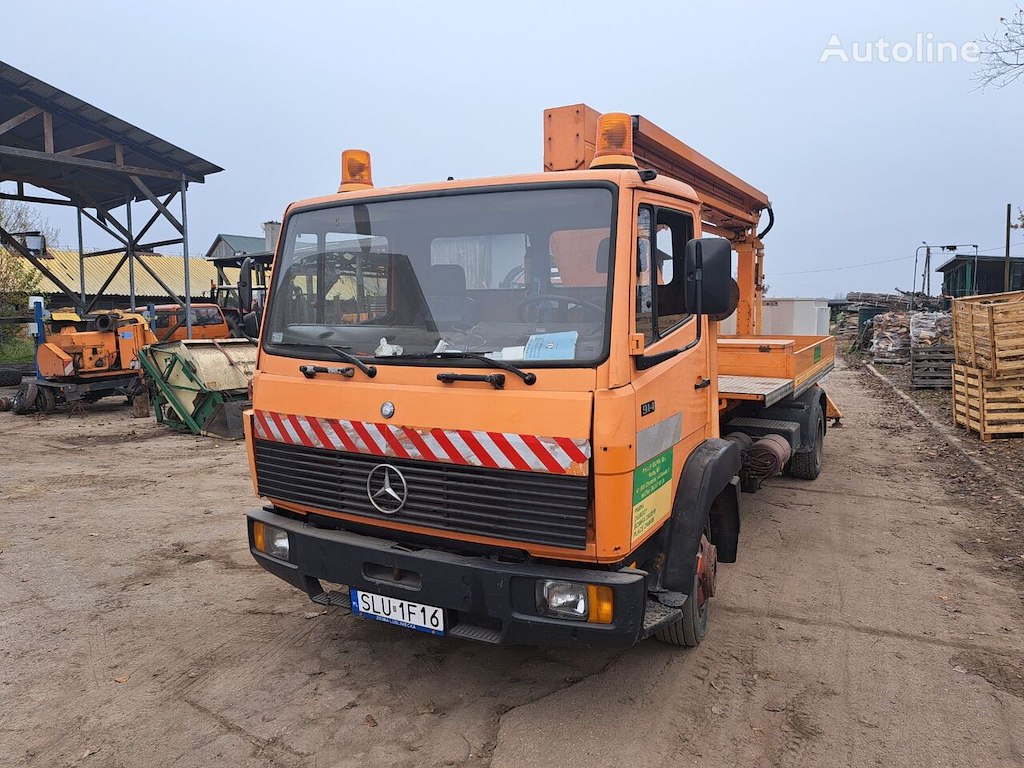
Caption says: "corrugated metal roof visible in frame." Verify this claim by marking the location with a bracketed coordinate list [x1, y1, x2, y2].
[7, 247, 239, 299]
[212, 234, 267, 255]
[937, 254, 1024, 272]
[0, 60, 222, 206]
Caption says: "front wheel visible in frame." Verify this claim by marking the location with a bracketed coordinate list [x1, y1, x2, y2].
[656, 533, 716, 647]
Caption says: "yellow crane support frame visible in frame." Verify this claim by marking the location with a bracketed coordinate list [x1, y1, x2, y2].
[544, 104, 771, 335]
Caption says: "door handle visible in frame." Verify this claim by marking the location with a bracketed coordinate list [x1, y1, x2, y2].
[694, 378, 712, 390]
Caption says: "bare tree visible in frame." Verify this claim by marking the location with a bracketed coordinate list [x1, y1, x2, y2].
[976, 6, 1024, 89]
[0, 200, 52, 342]
[0, 199, 60, 246]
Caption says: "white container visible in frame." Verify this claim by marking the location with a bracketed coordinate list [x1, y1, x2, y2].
[717, 298, 830, 336]
[761, 297, 829, 336]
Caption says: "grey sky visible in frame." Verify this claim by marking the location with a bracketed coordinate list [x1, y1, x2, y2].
[2, 0, 1021, 298]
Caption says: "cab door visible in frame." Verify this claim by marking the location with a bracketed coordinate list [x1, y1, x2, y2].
[626, 199, 713, 548]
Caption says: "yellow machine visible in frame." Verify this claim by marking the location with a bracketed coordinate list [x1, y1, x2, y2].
[13, 310, 156, 414]
[38, 310, 156, 379]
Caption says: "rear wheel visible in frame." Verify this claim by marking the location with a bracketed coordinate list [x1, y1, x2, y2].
[656, 533, 716, 647]
[35, 386, 57, 413]
[790, 402, 824, 480]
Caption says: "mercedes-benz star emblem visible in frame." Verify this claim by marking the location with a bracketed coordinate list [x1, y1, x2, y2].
[366, 464, 408, 514]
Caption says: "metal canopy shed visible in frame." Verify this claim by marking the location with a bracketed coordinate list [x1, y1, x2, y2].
[0, 59, 222, 330]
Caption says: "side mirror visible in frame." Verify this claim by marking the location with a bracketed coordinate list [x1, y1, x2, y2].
[683, 238, 733, 316]
[238, 257, 253, 313]
[242, 310, 260, 339]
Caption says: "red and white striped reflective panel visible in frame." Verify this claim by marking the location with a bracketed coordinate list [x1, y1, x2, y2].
[252, 410, 591, 476]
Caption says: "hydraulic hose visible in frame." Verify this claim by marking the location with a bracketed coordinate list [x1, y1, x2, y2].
[757, 206, 774, 240]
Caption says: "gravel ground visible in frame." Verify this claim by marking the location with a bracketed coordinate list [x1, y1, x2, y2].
[1, 358, 1022, 768]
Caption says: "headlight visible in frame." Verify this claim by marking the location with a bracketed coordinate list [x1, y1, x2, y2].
[537, 580, 588, 619]
[536, 580, 614, 623]
[252, 521, 290, 561]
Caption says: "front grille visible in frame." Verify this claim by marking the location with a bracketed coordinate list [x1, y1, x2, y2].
[254, 439, 590, 549]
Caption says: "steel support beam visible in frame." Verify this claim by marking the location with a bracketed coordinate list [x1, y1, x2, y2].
[127, 199, 136, 308]
[181, 177, 192, 338]
[77, 207, 85, 304]
[83, 237, 183, 258]
[83, 252, 130, 314]
[0, 192, 77, 207]
[130, 175, 184, 234]
[58, 139, 113, 157]
[0, 106, 42, 137]
[134, 191, 177, 244]
[0, 144, 197, 182]
[133, 256, 187, 310]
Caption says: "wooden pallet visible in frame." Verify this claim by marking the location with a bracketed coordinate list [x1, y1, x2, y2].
[952, 291, 1024, 379]
[910, 346, 953, 388]
[952, 364, 1024, 441]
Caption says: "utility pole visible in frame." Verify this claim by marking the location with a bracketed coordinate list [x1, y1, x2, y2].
[923, 246, 931, 295]
[1005, 203, 1013, 292]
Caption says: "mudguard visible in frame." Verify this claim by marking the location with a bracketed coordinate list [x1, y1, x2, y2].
[660, 438, 742, 593]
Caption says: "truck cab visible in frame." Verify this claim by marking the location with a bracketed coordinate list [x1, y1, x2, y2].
[245, 107, 835, 648]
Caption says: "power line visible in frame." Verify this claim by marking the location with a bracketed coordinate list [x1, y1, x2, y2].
[975, 239, 1024, 254]
[774, 246, 1024, 276]
[774, 255, 915, 276]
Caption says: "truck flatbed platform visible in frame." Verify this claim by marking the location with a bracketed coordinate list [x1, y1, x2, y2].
[717, 334, 836, 406]
[717, 375, 794, 407]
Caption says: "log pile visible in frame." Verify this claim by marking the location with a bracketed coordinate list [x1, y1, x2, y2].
[909, 312, 954, 347]
[845, 291, 946, 311]
[871, 312, 911, 363]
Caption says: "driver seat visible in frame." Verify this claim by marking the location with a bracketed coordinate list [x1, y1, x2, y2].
[422, 264, 477, 330]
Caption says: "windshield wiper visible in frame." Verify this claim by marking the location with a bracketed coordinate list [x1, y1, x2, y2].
[277, 342, 377, 378]
[386, 351, 536, 385]
[324, 344, 377, 378]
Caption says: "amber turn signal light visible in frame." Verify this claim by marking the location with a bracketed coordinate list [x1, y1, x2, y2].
[587, 584, 614, 624]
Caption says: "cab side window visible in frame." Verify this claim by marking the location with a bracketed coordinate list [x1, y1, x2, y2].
[635, 207, 655, 345]
[654, 207, 694, 336]
[636, 205, 694, 344]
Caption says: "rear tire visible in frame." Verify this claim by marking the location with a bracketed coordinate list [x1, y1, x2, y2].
[36, 386, 57, 413]
[0, 368, 22, 387]
[790, 402, 824, 480]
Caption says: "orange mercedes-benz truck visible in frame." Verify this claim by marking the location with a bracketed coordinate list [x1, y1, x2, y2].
[244, 105, 837, 648]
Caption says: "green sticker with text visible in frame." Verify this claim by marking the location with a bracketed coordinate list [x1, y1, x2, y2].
[631, 449, 674, 541]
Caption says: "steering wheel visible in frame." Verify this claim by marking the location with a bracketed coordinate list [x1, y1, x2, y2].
[517, 294, 606, 322]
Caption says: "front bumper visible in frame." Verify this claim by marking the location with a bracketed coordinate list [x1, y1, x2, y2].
[247, 507, 649, 649]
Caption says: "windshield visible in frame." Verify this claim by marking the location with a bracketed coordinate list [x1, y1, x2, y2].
[263, 186, 615, 364]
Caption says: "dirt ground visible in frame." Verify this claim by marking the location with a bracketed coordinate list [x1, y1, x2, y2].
[2, 359, 1023, 768]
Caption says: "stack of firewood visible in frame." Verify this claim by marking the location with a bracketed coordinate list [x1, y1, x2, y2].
[871, 312, 911, 363]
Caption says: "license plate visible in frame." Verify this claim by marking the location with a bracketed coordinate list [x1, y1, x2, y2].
[350, 588, 445, 636]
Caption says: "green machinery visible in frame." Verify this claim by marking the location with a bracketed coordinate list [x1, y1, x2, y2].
[139, 338, 256, 439]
